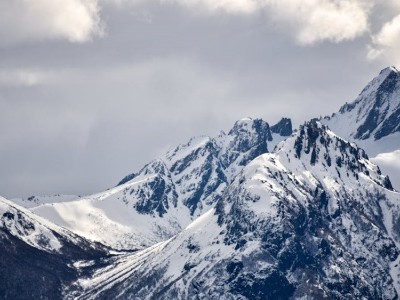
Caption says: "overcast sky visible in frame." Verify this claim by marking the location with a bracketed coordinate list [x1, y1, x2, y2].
[1, 0, 400, 198]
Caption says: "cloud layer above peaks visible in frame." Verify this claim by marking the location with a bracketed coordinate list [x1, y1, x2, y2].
[0, 0, 396, 51]
[163, 0, 371, 45]
[263, 0, 370, 45]
[368, 13, 400, 65]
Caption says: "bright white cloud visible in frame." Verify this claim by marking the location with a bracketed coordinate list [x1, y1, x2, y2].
[373, 150, 400, 168]
[0, 0, 103, 45]
[0, 0, 382, 47]
[0, 0, 398, 61]
[371, 150, 400, 190]
[263, 0, 370, 45]
[162, 0, 371, 43]
[373, 14, 400, 48]
[0, 70, 51, 87]
[124, 0, 399, 54]
[368, 14, 400, 64]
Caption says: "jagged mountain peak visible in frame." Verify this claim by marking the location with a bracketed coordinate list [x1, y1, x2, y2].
[214, 124, 400, 298]
[322, 66, 400, 146]
[271, 117, 293, 137]
[275, 120, 394, 191]
[118, 137, 216, 187]
[140, 158, 169, 175]
[228, 117, 272, 139]
[378, 66, 398, 79]
[319, 66, 400, 190]
[347, 66, 399, 109]
[166, 135, 214, 159]
[220, 120, 395, 225]
[126, 159, 177, 217]
[219, 118, 273, 171]
[385, 66, 398, 72]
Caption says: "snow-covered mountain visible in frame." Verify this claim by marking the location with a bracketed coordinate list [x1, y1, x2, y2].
[0, 196, 109, 299]
[321, 66, 400, 189]
[322, 66, 400, 149]
[4, 67, 400, 299]
[30, 118, 292, 250]
[73, 121, 400, 299]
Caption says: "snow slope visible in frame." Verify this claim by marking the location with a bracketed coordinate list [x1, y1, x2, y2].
[73, 121, 400, 299]
[0, 196, 102, 253]
[31, 179, 193, 250]
[0, 195, 109, 299]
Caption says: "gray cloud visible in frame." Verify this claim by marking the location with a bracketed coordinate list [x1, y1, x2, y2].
[0, 69, 51, 87]
[105, 0, 372, 44]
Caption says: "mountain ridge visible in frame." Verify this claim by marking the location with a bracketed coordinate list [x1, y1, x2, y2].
[29, 117, 293, 250]
[75, 120, 400, 299]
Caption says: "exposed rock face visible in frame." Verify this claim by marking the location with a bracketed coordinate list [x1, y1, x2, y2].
[119, 117, 282, 218]
[271, 117, 293, 137]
